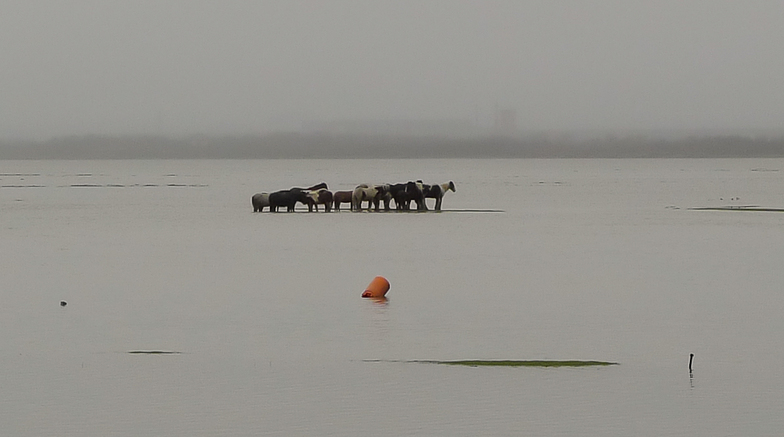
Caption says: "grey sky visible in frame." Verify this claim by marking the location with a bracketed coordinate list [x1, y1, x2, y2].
[1, 0, 782, 139]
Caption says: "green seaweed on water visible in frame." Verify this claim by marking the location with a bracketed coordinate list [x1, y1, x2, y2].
[364, 359, 617, 367]
[419, 360, 617, 367]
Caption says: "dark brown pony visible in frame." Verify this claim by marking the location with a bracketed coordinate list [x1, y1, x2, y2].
[304, 188, 334, 212]
[333, 191, 353, 211]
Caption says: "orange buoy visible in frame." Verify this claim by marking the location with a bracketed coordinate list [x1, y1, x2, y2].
[362, 276, 390, 298]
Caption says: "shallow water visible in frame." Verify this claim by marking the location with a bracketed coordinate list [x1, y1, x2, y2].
[2, 158, 784, 436]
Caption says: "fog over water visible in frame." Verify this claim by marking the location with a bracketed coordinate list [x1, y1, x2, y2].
[2, 1, 783, 140]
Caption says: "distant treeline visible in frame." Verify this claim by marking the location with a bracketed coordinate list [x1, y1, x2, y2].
[3, 133, 784, 159]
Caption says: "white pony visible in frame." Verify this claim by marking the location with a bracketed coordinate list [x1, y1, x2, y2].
[351, 184, 391, 211]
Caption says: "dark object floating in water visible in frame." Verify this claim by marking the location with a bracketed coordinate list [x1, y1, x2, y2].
[60, 301, 67, 307]
[364, 359, 617, 367]
[128, 350, 181, 354]
[690, 206, 784, 213]
[689, 353, 694, 372]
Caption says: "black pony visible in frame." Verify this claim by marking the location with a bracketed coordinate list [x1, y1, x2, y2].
[292, 182, 328, 192]
[268, 183, 328, 212]
[420, 181, 456, 211]
[389, 181, 426, 211]
[268, 189, 310, 212]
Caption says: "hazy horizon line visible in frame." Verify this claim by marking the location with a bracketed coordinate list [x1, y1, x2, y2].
[4, 132, 784, 160]
[4, 128, 784, 143]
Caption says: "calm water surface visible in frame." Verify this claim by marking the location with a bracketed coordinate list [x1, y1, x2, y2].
[2, 159, 784, 436]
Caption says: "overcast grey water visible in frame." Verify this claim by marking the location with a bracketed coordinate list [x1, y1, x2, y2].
[2, 158, 784, 436]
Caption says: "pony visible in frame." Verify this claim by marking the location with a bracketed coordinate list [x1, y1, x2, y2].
[376, 184, 393, 211]
[389, 181, 426, 211]
[304, 188, 334, 212]
[351, 184, 391, 211]
[251, 192, 270, 212]
[292, 182, 328, 192]
[333, 190, 354, 211]
[421, 181, 455, 211]
[268, 189, 310, 212]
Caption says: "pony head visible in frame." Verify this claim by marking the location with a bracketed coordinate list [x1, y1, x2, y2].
[305, 190, 321, 202]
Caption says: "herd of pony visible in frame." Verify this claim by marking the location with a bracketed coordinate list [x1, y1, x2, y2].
[252, 181, 456, 213]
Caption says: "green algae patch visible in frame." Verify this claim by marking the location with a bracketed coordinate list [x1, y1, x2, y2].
[364, 359, 617, 367]
[690, 206, 784, 213]
[418, 360, 617, 367]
